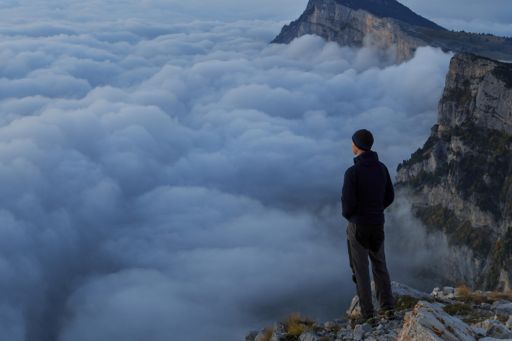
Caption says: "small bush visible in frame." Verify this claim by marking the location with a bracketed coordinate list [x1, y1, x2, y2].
[454, 283, 486, 304]
[395, 295, 420, 311]
[488, 289, 512, 301]
[454, 283, 472, 298]
[443, 302, 473, 316]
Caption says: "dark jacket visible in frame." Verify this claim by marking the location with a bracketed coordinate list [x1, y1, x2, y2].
[341, 150, 394, 225]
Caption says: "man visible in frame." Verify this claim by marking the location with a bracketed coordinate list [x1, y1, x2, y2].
[341, 128, 395, 324]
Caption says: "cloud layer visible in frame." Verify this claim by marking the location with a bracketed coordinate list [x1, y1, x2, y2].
[0, 2, 458, 341]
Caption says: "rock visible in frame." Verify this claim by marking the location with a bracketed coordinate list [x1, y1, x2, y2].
[473, 319, 512, 339]
[431, 287, 442, 298]
[391, 281, 431, 300]
[335, 327, 352, 340]
[432, 286, 459, 301]
[244, 330, 258, 341]
[506, 315, 512, 329]
[480, 302, 492, 310]
[298, 332, 320, 341]
[471, 325, 486, 337]
[492, 300, 512, 316]
[269, 333, 285, 341]
[323, 321, 336, 330]
[353, 323, 372, 340]
[397, 300, 477, 341]
[269, 322, 287, 341]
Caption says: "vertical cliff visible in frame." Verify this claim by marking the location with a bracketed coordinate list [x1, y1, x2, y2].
[396, 53, 512, 291]
[272, 0, 434, 62]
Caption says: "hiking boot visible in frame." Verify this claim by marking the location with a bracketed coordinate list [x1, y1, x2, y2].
[377, 307, 396, 320]
[349, 314, 378, 328]
[363, 315, 379, 327]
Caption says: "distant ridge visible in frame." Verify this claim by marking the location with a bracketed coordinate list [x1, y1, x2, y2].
[272, 0, 512, 63]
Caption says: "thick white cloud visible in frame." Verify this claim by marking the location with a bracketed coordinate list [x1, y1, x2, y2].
[0, 2, 461, 341]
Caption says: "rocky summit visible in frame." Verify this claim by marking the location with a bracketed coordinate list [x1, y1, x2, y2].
[244, 281, 512, 341]
[271, 0, 512, 63]
[395, 52, 512, 292]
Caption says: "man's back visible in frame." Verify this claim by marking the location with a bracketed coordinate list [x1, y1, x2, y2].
[343, 130, 396, 322]
[341, 150, 394, 225]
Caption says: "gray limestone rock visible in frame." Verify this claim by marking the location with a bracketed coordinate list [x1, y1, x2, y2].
[397, 300, 477, 341]
[396, 52, 512, 291]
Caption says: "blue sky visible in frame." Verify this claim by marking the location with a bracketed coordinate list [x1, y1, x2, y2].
[0, 1, 507, 341]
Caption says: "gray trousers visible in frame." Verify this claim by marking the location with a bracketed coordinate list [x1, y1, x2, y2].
[346, 221, 394, 318]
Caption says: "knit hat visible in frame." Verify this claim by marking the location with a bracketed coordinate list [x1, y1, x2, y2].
[352, 129, 374, 151]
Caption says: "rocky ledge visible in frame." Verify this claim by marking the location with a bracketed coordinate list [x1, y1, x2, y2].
[244, 281, 512, 341]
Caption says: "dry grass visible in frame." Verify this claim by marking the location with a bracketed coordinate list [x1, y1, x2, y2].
[285, 312, 315, 337]
[258, 326, 273, 341]
[454, 283, 472, 298]
[454, 283, 487, 303]
[454, 283, 512, 304]
[488, 289, 512, 301]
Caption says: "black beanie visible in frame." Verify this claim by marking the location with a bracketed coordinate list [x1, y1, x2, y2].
[352, 129, 374, 151]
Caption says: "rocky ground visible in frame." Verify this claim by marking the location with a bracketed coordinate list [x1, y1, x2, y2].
[244, 282, 512, 341]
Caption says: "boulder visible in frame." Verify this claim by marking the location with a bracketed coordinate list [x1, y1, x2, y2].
[353, 323, 372, 340]
[298, 332, 321, 341]
[397, 300, 477, 341]
[472, 319, 512, 339]
[492, 300, 512, 317]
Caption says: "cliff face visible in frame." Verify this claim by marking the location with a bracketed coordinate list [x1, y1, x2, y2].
[396, 53, 512, 291]
[272, 0, 429, 62]
[272, 0, 512, 63]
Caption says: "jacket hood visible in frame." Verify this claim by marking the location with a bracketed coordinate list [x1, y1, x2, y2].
[353, 150, 379, 165]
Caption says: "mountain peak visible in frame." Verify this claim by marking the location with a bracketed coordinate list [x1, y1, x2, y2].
[272, 0, 512, 63]
[333, 0, 444, 30]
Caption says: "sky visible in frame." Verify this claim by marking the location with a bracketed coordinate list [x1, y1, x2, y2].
[0, 1, 508, 341]
[401, 0, 512, 36]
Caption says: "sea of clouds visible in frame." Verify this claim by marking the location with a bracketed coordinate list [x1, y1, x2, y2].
[0, 1, 492, 340]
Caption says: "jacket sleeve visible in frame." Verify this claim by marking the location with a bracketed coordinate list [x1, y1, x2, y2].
[341, 167, 357, 220]
[383, 166, 395, 209]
